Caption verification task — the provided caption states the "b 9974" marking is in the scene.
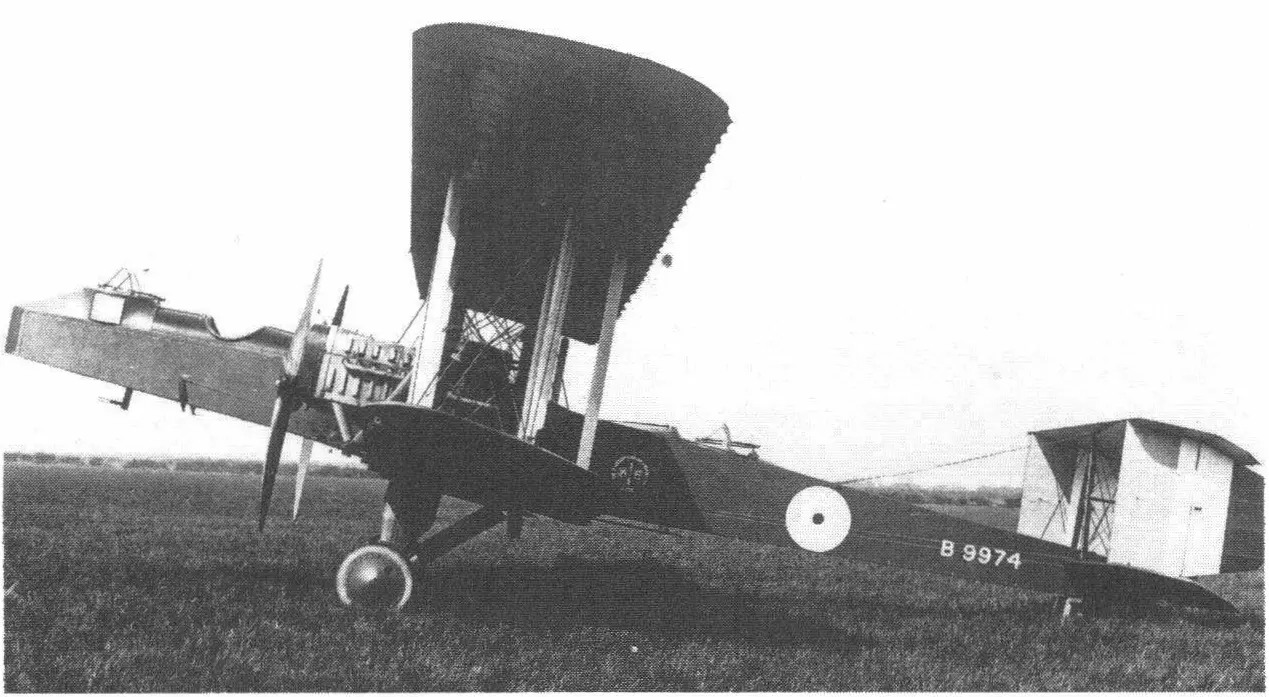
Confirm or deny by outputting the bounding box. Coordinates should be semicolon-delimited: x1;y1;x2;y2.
940;539;1021;570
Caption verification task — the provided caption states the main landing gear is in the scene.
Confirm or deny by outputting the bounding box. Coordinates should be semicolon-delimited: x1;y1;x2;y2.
334;478;507;610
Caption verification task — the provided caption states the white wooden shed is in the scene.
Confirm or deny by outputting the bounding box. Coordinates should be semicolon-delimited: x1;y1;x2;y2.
1017;418;1262;578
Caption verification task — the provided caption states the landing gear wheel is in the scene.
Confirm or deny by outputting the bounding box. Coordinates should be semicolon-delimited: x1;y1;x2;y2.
335;544;414;610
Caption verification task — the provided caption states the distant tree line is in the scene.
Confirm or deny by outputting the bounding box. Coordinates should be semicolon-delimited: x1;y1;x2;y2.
3;452;377;479
853;482;1022;508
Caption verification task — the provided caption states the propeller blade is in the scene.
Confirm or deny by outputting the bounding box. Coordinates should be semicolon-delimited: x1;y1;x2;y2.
259;394;293;531
291;438;313;521
331;285;349;327
284;260;323;377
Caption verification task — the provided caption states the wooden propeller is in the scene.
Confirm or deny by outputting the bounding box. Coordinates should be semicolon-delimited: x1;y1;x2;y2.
259;261;322;532
290;286;347;522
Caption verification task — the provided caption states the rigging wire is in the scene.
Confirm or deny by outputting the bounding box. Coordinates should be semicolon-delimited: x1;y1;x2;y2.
394;300;428;345
837;445;1029;484
414;254;540;414
1017;436;1034;491
836;428;1115;486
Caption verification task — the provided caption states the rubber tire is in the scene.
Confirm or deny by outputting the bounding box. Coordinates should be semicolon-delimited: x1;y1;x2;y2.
335;543;414;611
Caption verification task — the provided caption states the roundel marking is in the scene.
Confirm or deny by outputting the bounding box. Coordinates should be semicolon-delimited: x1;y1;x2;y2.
784;485;851;553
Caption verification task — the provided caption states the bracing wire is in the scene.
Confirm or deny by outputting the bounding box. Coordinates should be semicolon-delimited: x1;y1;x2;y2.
837;428;1112;486
1017;436;1034;490
837;445;1029;485
394;300;428;345
414;254;541;413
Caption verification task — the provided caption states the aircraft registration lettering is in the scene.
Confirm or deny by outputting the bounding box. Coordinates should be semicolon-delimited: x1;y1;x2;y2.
940;539;1021;570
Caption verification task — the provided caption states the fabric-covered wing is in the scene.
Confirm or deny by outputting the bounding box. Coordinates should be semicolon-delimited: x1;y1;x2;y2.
410;23;730;344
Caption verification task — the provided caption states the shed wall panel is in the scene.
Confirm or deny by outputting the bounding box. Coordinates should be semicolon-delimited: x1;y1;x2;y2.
1160;438;1201;575
1221;465;1264;572
1180;445;1233;576
1017;435;1077;545
1112;423;1181;575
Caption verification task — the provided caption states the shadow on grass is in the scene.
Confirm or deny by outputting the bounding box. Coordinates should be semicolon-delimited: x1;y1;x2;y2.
844;591;1265;631
413;553;870;654
16;541;1256;641
1090;600;1263;630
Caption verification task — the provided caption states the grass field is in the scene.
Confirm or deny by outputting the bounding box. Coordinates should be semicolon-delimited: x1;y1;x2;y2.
4;464;1264;691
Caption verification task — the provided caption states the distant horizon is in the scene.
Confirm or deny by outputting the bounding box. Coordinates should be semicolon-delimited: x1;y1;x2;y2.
2;449;360;466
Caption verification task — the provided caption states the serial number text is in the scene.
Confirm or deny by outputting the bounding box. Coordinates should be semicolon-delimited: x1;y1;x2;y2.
940;539;1022;570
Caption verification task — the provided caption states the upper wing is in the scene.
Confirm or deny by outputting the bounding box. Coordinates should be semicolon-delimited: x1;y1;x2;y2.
409;24;730;345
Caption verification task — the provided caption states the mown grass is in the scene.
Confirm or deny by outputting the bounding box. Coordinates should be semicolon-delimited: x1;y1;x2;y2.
3;464;1263;691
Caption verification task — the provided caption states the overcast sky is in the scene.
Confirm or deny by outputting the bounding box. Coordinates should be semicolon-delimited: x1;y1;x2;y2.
1;2;1264;487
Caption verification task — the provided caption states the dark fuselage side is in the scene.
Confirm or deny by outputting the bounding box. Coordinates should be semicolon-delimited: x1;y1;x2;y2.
536;403;1091;595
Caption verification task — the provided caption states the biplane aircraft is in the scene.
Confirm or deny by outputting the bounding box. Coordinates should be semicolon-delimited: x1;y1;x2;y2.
5;23;1261;616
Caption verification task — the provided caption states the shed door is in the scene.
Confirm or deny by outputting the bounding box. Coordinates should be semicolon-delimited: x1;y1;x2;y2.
1111;423;1180;574
1180;443;1234;577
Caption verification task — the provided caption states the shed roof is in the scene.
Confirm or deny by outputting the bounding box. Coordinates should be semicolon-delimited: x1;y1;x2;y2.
1030;418;1260;470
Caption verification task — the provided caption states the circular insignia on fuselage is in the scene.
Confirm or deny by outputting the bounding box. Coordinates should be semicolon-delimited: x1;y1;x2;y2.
611;455;651;492
785;486;851;553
